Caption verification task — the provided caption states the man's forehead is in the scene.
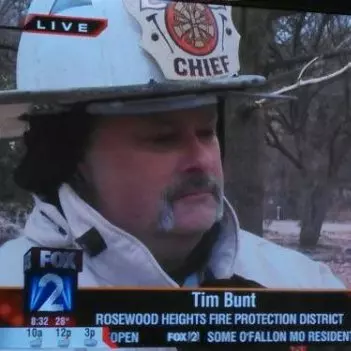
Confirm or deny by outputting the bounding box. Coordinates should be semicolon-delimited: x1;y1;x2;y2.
137;105;218;126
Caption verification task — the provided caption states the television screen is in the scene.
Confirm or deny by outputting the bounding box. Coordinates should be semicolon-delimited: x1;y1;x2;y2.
0;0;349;349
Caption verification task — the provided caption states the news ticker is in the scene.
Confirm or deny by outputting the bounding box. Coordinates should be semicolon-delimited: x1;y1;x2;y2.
0;326;347;349
0;247;351;348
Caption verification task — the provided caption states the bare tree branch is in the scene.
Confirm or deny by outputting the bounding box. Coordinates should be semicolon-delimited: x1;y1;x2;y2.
0;1;13;19
0;43;17;52
256;60;351;107
332;134;351;177
267;42;285;65
294;82;334;132
0;24;22;31
335;34;351;50
330;74;351;176
328;83;351;178
313;14;331;51
271;106;295;134
265;121;304;170
294;132;304;169
266;48;351;71
293;14;305;56
267;10;299;22
328;123;344;178
264;48;351;90
297;56;319;80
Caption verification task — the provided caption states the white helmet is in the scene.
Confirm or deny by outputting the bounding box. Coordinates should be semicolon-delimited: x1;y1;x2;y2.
0;0;266;138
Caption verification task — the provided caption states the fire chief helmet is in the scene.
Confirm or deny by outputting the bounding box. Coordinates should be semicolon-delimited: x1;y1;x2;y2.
8;0;266;198
15;0;265;111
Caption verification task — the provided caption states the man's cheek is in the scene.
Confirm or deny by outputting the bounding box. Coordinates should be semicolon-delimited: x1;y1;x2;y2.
213;160;224;180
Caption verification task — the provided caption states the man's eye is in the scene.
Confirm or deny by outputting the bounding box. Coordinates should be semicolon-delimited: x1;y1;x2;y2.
150;134;178;144
143;128;216;145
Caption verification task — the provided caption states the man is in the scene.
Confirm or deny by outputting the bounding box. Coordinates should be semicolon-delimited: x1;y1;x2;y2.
0;0;344;291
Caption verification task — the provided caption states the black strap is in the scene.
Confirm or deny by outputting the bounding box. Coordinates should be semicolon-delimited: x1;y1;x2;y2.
75;228;107;257
201;273;265;288
169;222;221;285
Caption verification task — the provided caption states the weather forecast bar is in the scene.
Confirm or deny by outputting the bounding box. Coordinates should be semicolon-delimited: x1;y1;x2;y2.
0;327;105;349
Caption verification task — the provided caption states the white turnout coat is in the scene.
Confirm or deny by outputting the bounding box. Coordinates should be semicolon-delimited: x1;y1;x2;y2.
0;184;345;351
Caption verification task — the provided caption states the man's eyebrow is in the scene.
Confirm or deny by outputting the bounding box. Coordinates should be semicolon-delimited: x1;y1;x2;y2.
205;113;218;123
149;116;177;124
141;110;218;127
140;117;176;128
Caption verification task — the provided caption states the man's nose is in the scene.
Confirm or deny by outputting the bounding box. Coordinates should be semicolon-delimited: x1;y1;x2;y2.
179;134;216;172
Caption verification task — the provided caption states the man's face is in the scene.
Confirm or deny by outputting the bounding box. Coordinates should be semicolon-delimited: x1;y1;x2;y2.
79;104;224;258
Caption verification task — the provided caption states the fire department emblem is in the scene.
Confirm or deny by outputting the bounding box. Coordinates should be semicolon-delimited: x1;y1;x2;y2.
123;0;240;81
165;3;218;56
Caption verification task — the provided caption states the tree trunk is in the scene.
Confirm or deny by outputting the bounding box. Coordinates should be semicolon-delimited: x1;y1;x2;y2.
224;105;265;236
298;177;331;248
223;8;273;236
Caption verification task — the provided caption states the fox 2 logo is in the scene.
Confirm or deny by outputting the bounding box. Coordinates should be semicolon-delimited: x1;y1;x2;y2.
40;250;77;270
167;331;200;343
28;273;74;312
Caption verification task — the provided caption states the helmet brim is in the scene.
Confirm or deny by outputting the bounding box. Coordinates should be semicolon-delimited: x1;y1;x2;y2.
0;75;294;139
1;75;265;104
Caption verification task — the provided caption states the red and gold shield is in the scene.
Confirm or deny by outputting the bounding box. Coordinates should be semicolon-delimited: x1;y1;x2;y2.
165;2;218;56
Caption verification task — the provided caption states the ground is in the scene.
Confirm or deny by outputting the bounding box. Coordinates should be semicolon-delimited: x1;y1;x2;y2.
264;220;351;288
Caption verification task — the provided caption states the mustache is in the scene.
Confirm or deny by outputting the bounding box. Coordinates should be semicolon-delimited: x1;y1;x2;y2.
165;172;223;204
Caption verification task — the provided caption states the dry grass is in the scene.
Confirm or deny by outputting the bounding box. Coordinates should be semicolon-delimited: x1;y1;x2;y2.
264;227;351;288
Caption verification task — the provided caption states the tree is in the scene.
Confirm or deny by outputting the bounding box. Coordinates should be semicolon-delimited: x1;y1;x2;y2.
0;0;29;88
256;13;351;247
225;8;301;236
0;0;32;223
224;7;277;236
